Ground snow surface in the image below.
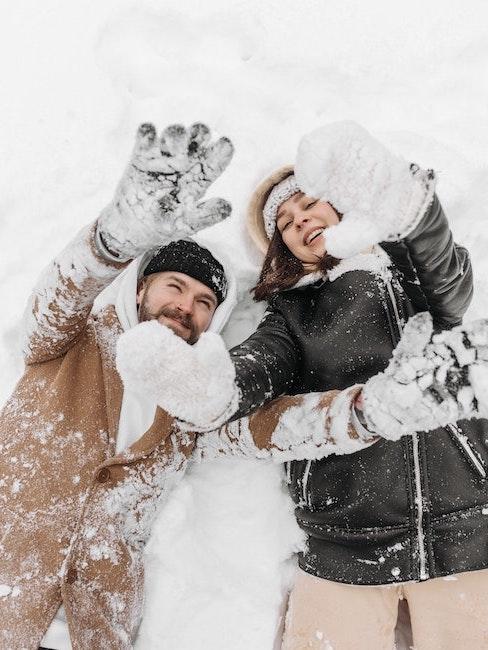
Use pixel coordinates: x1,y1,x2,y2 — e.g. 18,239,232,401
1,1,488,648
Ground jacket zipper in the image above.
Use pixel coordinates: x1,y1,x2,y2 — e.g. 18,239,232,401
411,434,429,579
446,423,487,479
385,278,429,580
285,461,292,484
302,459,313,507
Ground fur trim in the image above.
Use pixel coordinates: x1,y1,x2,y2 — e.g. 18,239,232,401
284,245,392,291
327,245,392,282
246,165,294,255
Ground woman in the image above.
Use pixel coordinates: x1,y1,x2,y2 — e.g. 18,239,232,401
119,122,488,649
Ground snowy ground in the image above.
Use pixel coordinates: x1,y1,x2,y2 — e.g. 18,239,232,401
1,1,488,648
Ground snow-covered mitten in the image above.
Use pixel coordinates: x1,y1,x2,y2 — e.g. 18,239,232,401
96,122,234,261
294,121,436,258
116,320,239,430
361,312,488,439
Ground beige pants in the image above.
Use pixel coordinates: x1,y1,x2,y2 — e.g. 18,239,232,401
282,568,488,650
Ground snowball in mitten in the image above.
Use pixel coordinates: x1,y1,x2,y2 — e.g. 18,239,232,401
295,121,435,259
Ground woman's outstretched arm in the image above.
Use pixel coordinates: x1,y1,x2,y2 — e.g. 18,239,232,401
195,385,378,462
294,121,473,329
116,300,300,431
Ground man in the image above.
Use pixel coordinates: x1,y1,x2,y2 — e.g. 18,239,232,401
0,122,376,650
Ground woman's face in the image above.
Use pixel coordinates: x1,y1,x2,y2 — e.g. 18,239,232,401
275,192,340,264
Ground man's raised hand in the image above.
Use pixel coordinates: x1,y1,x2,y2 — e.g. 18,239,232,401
97,122,234,260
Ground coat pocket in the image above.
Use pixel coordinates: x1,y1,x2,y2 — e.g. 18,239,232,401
446,423,487,480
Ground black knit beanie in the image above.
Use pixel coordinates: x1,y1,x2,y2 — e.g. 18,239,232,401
143,240,228,304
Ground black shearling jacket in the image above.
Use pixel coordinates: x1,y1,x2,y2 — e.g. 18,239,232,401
229,195,488,585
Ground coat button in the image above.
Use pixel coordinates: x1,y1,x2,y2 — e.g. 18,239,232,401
96,467,111,483
66,568,78,584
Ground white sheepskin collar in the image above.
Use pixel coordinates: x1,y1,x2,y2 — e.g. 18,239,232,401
287,245,392,290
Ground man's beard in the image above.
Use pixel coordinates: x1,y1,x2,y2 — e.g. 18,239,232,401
138,300,198,344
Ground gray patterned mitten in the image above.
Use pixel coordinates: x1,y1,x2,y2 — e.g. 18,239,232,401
362,312,488,439
97,122,234,261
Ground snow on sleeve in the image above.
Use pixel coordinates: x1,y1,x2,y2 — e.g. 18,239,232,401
116,320,239,430
22,222,127,364
195,385,377,463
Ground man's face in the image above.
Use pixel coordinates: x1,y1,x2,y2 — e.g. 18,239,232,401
136,271,218,344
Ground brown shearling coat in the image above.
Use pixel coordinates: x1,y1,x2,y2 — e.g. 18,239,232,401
0,225,372,650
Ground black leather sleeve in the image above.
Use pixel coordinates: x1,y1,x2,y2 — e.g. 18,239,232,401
228,301,299,420
383,194,473,330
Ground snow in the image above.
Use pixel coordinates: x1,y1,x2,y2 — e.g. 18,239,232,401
2,1,488,649
135,458,304,650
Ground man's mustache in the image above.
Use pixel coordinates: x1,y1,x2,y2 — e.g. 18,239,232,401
155,307,193,331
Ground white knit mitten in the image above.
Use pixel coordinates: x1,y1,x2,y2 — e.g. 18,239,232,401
116,320,239,430
97,122,234,261
362,312,488,439
295,121,435,258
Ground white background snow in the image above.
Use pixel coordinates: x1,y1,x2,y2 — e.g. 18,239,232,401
1,1,488,648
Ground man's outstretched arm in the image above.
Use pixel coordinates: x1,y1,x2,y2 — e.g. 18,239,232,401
198,309,488,462
22,122,234,365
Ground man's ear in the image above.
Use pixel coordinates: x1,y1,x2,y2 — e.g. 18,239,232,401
136,277,147,306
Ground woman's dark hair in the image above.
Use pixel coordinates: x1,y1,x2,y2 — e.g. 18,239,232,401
252,226,341,301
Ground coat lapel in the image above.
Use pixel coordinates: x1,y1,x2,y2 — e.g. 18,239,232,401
114,406,178,463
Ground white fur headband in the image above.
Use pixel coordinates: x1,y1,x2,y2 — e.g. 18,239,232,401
263,174,301,239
